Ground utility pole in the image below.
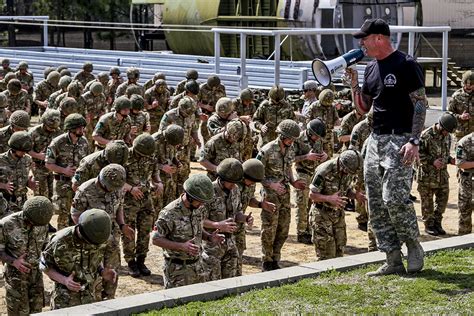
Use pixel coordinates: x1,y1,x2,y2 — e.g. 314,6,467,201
6,0,16,47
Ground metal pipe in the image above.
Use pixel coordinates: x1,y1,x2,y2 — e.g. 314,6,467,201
274,33,281,85
441,30,449,111
214,31,220,74
408,32,414,56
240,33,248,89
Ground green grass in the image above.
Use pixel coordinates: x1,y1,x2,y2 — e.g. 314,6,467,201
141,249,474,315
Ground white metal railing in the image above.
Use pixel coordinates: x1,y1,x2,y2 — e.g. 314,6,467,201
212,26,452,110
0,16,49,48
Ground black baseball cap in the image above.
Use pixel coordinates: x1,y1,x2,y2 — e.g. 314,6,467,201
353,18,391,39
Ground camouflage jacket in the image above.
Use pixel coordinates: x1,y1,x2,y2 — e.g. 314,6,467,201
349,119,371,152
46,133,90,172
47,89,65,109
448,88,473,138
34,79,55,103
72,150,108,188
198,83,226,112
174,79,188,96
124,149,158,198
153,131,180,179
56,93,86,117
154,197,204,260
144,87,169,127
0,212,49,266
73,71,95,88
159,107,197,146
199,132,242,166
294,130,324,174
237,182,256,212
116,81,144,98
256,138,295,185
207,113,229,136
15,71,34,93
3,89,30,113
129,111,150,138
71,178,123,220
305,101,339,130
339,110,364,138
82,91,106,121
40,226,106,286
0,67,13,79
233,97,257,117
93,111,132,147
456,132,474,173
85,79,110,98
253,99,296,146
29,124,61,164
0,125,14,154
0,150,32,198
107,77,123,101
418,124,452,186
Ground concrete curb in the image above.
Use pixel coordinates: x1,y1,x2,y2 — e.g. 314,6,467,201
39,234,474,315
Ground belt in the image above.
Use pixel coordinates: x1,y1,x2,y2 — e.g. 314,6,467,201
373,127,410,135
54,174,72,181
165,257,199,265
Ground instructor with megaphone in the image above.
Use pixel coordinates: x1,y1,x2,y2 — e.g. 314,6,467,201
343,19,427,277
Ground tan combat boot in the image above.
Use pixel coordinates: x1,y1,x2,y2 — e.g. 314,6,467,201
406,239,424,273
366,249,406,277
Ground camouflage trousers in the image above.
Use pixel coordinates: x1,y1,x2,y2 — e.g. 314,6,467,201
32,163,54,199
295,171,312,235
96,227,122,300
309,205,346,260
85,121,98,153
52,179,74,230
322,129,335,159
161,175,178,209
260,186,291,262
163,257,205,289
417,183,449,226
241,132,255,161
203,237,239,281
4,265,44,315
52,282,95,310
364,133,420,253
122,194,155,263
5,193,27,214
176,145,192,199
200,121,210,144
234,224,246,276
458,172,473,234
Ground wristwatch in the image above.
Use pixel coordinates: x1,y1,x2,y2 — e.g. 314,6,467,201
408,137,420,146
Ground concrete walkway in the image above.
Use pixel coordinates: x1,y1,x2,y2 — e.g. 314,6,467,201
39,234,474,316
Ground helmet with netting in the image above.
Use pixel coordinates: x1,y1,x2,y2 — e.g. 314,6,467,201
90,82,104,95
225,119,246,141
113,96,132,111
318,89,335,106
1,58,10,65
60,69,72,77
18,61,28,70
277,119,300,140
97,72,109,84
126,67,140,79
109,67,121,76
268,85,285,102
67,81,83,98
60,97,78,116
99,163,127,192
104,140,129,165
41,109,61,129
56,65,68,73
58,76,72,90
207,75,221,88
63,113,87,131
178,97,195,117
7,79,21,94
242,158,265,182
130,94,145,110
82,62,93,72
185,80,199,95
47,71,61,88
216,97,234,117
239,88,254,102
23,196,54,226
154,72,166,81
44,67,56,79
164,124,185,146
9,110,30,129
78,209,112,245
125,84,142,97
183,174,214,203
339,149,362,174
8,131,32,151
4,73,16,83
216,158,244,183
133,133,156,156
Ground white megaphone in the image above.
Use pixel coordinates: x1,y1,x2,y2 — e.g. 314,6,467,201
311,49,365,87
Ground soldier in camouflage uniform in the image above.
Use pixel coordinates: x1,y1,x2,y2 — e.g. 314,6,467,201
143,72,166,92
199,119,246,181
14,61,34,106
46,114,89,230
170,79,200,110
256,119,306,271
456,132,473,234
338,109,364,151
73,62,95,87
93,96,132,149
197,75,227,143
54,81,86,119
0,58,13,80
116,67,143,98
160,97,200,198
207,97,238,136
144,79,170,133
0,110,30,153
0,93,8,128
202,158,253,280
306,89,340,158
0,196,53,315
174,69,199,96
0,72,16,93
48,75,72,110
107,67,123,110
57,97,82,131
153,174,223,288
309,150,364,260
122,134,162,278
71,165,133,300
3,79,30,115
34,70,60,116
83,82,107,152
448,70,473,144
253,85,296,149
129,94,151,142
0,132,36,214
84,71,109,95
293,118,328,244
29,109,62,199
233,88,257,160
296,80,318,128
41,209,117,309
417,112,457,236
334,88,354,118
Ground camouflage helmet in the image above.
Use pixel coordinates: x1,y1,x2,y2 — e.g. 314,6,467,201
18,61,28,70
9,110,30,129
268,85,285,102
339,150,362,174
125,84,142,97
438,112,458,133
185,80,199,95
216,97,234,117
0,193,7,216
23,196,54,226
63,113,87,131
277,119,300,140
56,65,68,73
60,69,72,77
104,140,129,164
1,58,10,65
154,79,167,88
178,97,195,117
207,75,221,88
225,119,246,142
307,118,326,138
164,124,185,146
303,80,318,91
60,97,78,116
44,66,56,79
109,66,121,76
318,89,335,106
239,88,254,102
7,79,22,94
183,174,214,203
216,158,244,183
186,69,199,80
242,158,265,182
90,82,104,95
126,67,140,79
78,209,112,245
41,109,61,129
83,62,93,72
67,81,83,98
130,94,145,110
59,75,72,90
47,71,61,88
8,131,32,152
0,93,6,107
99,163,127,192
462,70,474,85
113,96,132,111
154,72,166,81
133,133,156,157
4,72,16,83
337,88,352,100
97,72,109,84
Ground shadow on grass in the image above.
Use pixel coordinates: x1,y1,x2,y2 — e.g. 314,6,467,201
408,268,474,296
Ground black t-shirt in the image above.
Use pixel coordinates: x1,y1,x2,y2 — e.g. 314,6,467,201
362,50,424,132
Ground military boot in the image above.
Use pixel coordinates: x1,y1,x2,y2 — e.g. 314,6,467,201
272,260,281,270
406,239,424,273
262,261,273,272
136,255,151,276
434,220,446,235
366,249,406,277
297,233,312,245
127,259,140,278
424,221,438,236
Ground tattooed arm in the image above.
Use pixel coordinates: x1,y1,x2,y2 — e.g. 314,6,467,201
409,87,428,139
346,68,372,115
